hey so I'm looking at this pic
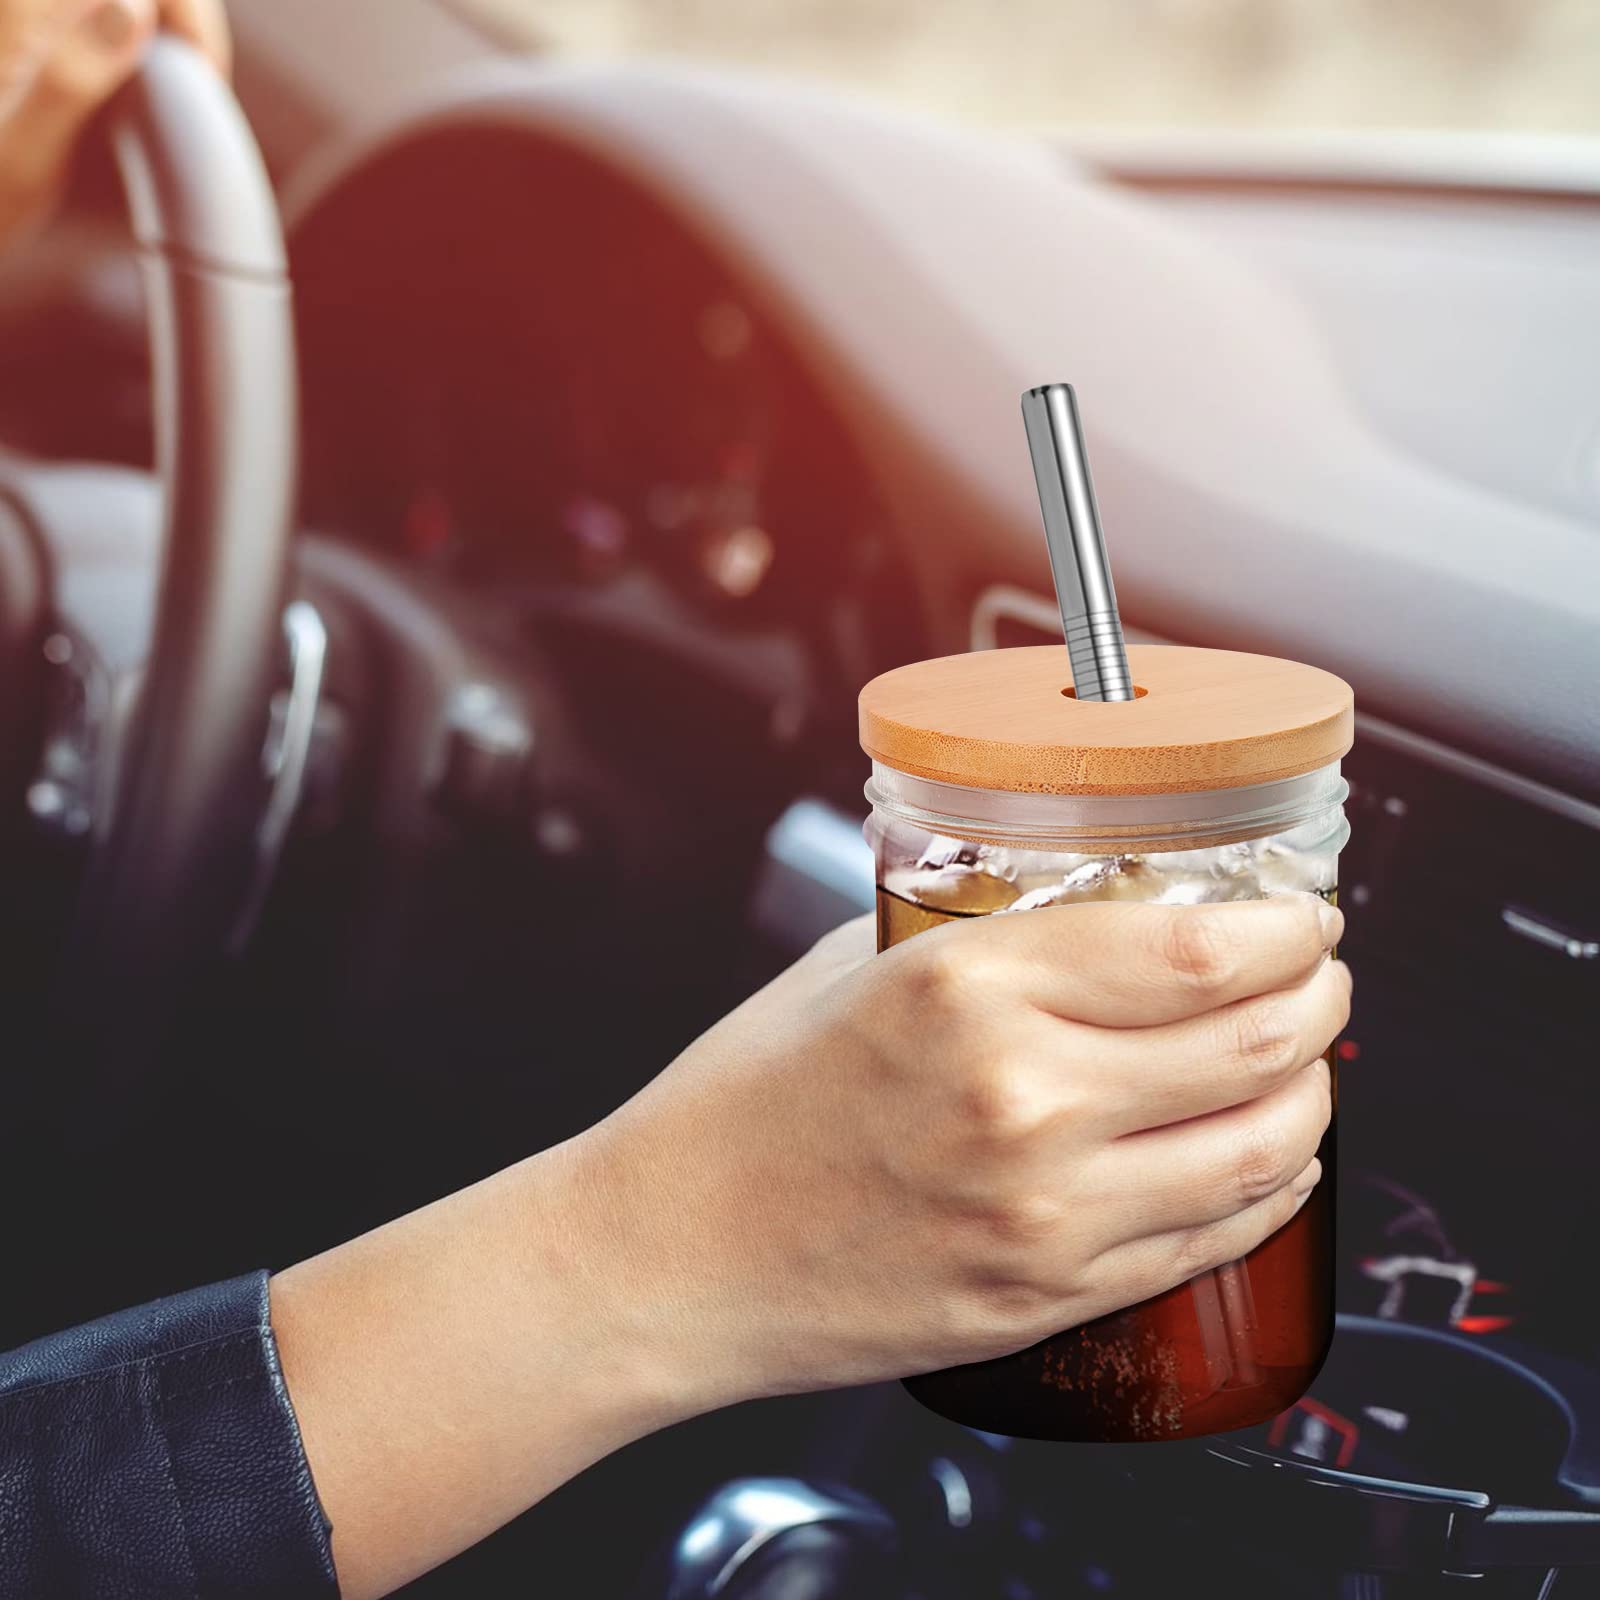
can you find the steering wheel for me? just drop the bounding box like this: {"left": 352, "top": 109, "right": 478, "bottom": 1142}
{"left": 2, "top": 36, "right": 297, "bottom": 1142}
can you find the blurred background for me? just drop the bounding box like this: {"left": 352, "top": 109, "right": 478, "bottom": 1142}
{"left": 0, "top": 1, "right": 1597, "bottom": 1596}
{"left": 464, "top": 0, "right": 1600, "bottom": 131}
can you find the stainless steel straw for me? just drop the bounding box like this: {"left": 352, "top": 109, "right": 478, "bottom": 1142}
{"left": 1020, "top": 383, "right": 1136, "bottom": 702}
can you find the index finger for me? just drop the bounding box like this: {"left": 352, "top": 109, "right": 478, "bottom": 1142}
{"left": 972, "top": 893, "right": 1342, "bottom": 1028}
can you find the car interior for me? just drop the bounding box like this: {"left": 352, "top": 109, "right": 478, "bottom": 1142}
{"left": 0, "top": 1, "right": 1596, "bottom": 1595}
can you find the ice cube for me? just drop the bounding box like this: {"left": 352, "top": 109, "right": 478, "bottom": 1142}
{"left": 1001, "top": 856, "right": 1156, "bottom": 911}
{"left": 1152, "top": 872, "right": 1223, "bottom": 905}
{"left": 916, "top": 835, "right": 978, "bottom": 871}
{"left": 1252, "top": 840, "right": 1334, "bottom": 897}
{"left": 975, "top": 841, "right": 1020, "bottom": 883}
{"left": 1143, "top": 839, "right": 1307, "bottom": 903}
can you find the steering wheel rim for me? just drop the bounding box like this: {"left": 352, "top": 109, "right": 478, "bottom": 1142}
{"left": 53, "top": 35, "right": 297, "bottom": 1142}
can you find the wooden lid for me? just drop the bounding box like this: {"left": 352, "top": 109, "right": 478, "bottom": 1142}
{"left": 859, "top": 644, "right": 1353, "bottom": 796}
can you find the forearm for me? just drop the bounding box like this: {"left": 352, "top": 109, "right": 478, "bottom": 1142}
{"left": 268, "top": 1132, "right": 704, "bottom": 1600}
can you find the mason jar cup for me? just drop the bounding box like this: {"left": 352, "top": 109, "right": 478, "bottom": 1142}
{"left": 859, "top": 643, "right": 1353, "bottom": 1442}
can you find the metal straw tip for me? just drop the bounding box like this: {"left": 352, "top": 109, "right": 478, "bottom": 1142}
{"left": 1020, "top": 383, "right": 1135, "bottom": 702}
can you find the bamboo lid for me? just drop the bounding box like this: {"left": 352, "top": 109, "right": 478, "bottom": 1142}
{"left": 859, "top": 644, "right": 1354, "bottom": 796}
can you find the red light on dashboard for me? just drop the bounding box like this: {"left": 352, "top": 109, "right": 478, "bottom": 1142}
{"left": 1455, "top": 1315, "right": 1514, "bottom": 1335}
{"left": 1337, "top": 1040, "right": 1361, "bottom": 1062}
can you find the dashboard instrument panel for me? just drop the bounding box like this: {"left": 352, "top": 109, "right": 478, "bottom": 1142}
{"left": 292, "top": 125, "right": 898, "bottom": 644}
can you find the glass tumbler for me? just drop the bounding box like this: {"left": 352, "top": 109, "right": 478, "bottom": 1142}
{"left": 859, "top": 642, "right": 1353, "bottom": 1442}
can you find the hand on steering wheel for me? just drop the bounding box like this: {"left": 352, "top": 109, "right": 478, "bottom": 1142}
{"left": 0, "top": 0, "right": 229, "bottom": 248}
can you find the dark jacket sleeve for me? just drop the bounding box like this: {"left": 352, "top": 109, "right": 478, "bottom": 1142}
{"left": 0, "top": 1270, "right": 339, "bottom": 1597}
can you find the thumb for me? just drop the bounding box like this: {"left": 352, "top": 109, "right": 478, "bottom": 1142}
{"left": 0, "top": 0, "right": 158, "bottom": 247}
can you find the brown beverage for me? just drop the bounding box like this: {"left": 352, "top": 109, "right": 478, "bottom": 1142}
{"left": 875, "top": 875, "right": 1336, "bottom": 1442}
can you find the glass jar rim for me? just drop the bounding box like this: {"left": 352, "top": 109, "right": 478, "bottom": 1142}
{"left": 865, "top": 760, "right": 1348, "bottom": 851}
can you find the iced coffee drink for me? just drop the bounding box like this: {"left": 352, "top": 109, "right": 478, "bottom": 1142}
{"left": 860, "top": 641, "right": 1353, "bottom": 1441}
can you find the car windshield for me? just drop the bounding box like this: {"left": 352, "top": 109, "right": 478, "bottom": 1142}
{"left": 450, "top": 0, "right": 1599, "bottom": 133}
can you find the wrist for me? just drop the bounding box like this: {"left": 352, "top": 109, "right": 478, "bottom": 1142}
{"left": 535, "top": 1116, "right": 764, "bottom": 1427}
{"left": 515, "top": 1128, "right": 723, "bottom": 1429}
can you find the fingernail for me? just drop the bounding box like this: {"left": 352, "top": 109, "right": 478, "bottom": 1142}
{"left": 1316, "top": 900, "right": 1342, "bottom": 949}
{"left": 83, "top": 1, "right": 139, "bottom": 51}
